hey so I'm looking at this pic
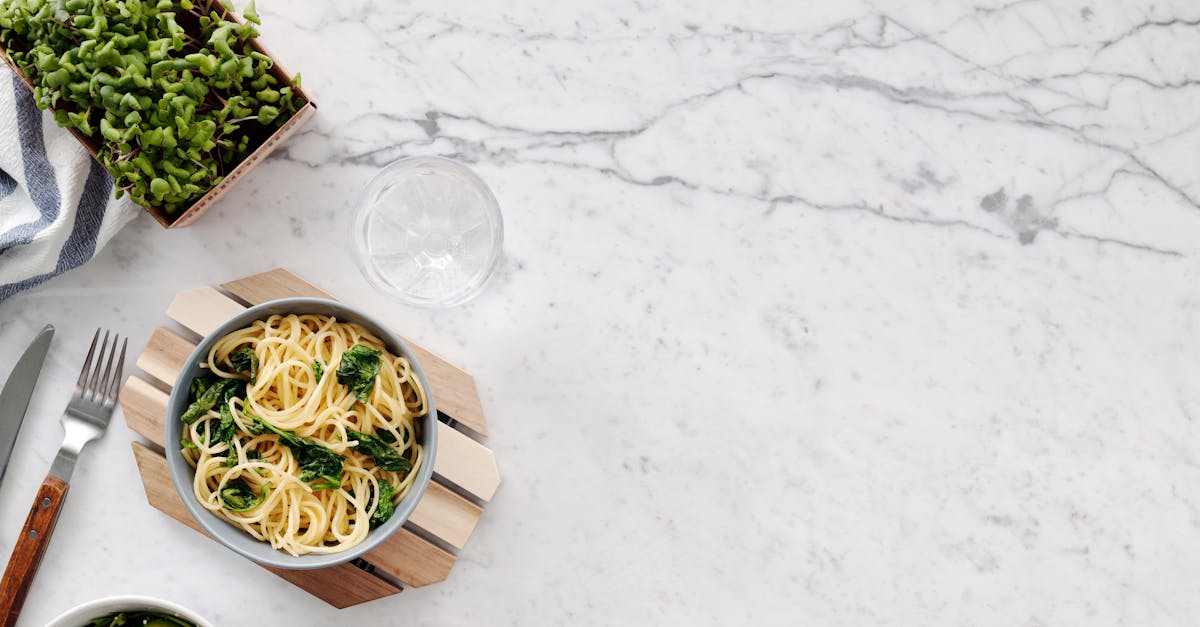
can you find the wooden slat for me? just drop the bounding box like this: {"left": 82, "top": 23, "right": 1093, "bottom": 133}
{"left": 407, "top": 482, "right": 483, "bottom": 549}
{"left": 366, "top": 527, "right": 455, "bottom": 587}
{"left": 259, "top": 562, "right": 398, "bottom": 609}
{"left": 408, "top": 345, "right": 487, "bottom": 437}
{"left": 122, "top": 354, "right": 491, "bottom": 538}
{"left": 221, "top": 267, "right": 335, "bottom": 302}
{"left": 132, "top": 442, "right": 205, "bottom": 536}
{"left": 135, "top": 327, "right": 194, "bottom": 386}
{"left": 132, "top": 442, "right": 402, "bottom": 608}
{"left": 121, "top": 376, "right": 168, "bottom": 447}
{"left": 435, "top": 423, "right": 500, "bottom": 502}
{"left": 220, "top": 268, "right": 489, "bottom": 437}
{"left": 166, "top": 286, "right": 246, "bottom": 337}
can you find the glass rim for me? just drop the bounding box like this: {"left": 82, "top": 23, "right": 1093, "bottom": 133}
{"left": 350, "top": 155, "right": 504, "bottom": 308}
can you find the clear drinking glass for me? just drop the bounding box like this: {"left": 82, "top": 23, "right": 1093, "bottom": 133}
{"left": 351, "top": 156, "right": 504, "bottom": 307}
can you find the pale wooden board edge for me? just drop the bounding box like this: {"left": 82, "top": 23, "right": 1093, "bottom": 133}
{"left": 135, "top": 327, "right": 195, "bottom": 387}
{"left": 131, "top": 442, "right": 402, "bottom": 608}
{"left": 121, "top": 376, "right": 168, "bottom": 448}
{"left": 405, "top": 343, "right": 489, "bottom": 438}
{"left": 365, "top": 526, "right": 455, "bottom": 587}
{"left": 220, "top": 268, "right": 335, "bottom": 302}
{"left": 435, "top": 422, "right": 500, "bottom": 502}
{"left": 166, "top": 286, "right": 246, "bottom": 338}
{"left": 407, "top": 481, "right": 484, "bottom": 550}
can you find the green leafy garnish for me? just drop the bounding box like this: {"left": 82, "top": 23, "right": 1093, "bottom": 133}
{"left": 247, "top": 450, "right": 269, "bottom": 476}
{"left": 214, "top": 383, "right": 240, "bottom": 442}
{"left": 181, "top": 377, "right": 237, "bottom": 424}
{"left": 188, "top": 374, "right": 219, "bottom": 401}
{"left": 377, "top": 429, "right": 408, "bottom": 445}
{"left": 230, "top": 347, "right": 259, "bottom": 383}
{"left": 369, "top": 480, "right": 396, "bottom": 529}
{"left": 219, "top": 477, "right": 268, "bottom": 511}
{"left": 0, "top": 0, "right": 307, "bottom": 214}
{"left": 312, "top": 359, "right": 324, "bottom": 383}
{"left": 253, "top": 417, "right": 344, "bottom": 488}
{"left": 242, "top": 412, "right": 265, "bottom": 435}
{"left": 180, "top": 437, "right": 199, "bottom": 450}
{"left": 88, "top": 610, "right": 197, "bottom": 627}
{"left": 310, "top": 478, "right": 341, "bottom": 490}
{"left": 336, "top": 344, "right": 382, "bottom": 404}
{"left": 348, "top": 429, "right": 412, "bottom": 472}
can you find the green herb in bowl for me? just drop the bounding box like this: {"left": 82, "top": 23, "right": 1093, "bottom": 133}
{"left": 86, "top": 610, "right": 197, "bottom": 627}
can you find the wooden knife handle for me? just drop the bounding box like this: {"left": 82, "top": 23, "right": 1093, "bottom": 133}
{"left": 0, "top": 475, "right": 68, "bottom": 627}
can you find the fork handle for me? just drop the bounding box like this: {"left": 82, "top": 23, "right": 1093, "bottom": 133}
{"left": 0, "top": 475, "right": 68, "bottom": 627}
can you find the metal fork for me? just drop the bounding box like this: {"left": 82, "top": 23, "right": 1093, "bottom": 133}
{"left": 0, "top": 329, "right": 126, "bottom": 626}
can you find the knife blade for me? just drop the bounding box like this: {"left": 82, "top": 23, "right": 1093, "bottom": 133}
{"left": 0, "top": 325, "right": 53, "bottom": 489}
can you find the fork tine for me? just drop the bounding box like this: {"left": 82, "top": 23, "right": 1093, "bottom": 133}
{"left": 85, "top": 331, "right": 109, "bottom": 399}
{"left": 105, "top": 338, "right": 127, "bottom": 406}
{"left": 75, "top": 329, "right": 100, "bottom": 390}
{"left": 96, "top": 334, "right": 118, "bottom": 402}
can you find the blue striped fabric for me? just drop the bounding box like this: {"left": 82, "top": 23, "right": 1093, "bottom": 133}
{"left": 1, "top": 74, "right": 61, "bottom": 251}
{"left": 0, "top": 68, "right": 136, "bottom": 301}
{"left": 0, "top": 169, "right": 15, "bottom": 199}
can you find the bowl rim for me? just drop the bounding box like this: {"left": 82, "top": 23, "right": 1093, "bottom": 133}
{"left": 163, "top": 297, "right": 438, "bottom": 570}
{"left": 45, "top": 595, "right": 213, "bottom": 627}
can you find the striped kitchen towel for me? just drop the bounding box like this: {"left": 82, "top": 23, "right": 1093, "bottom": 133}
{"left": 0, "top": 65, "right": 137, "bottom": 302}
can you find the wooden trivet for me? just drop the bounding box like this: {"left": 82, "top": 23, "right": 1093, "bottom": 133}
{"left": 118, "top": 269, "right": 500, "bottom": 608}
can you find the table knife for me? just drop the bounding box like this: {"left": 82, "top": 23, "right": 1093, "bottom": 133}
{"left": 0, "top": 326, "right": 53, "bottom": 491}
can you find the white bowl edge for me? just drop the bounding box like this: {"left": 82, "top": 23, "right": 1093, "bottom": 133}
{"left": 44, "top": 595, "right": 213, "bottom": 627}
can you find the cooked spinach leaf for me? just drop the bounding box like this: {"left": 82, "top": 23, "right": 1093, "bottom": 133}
{"left": 295, "top": 445, "right": 344, "bottom": 489}
{"left": 377, "top": 429, "right": 409, "bottom": 445}
{"left": 181, "top": 377, "right": 237, "bottom": 424}
{"left": 242, "top": 412, "right": 266, "bottom": 435}
{"left": 214, "top": 383, "right": 240, "bottom": 444}
{"left": 230, "top": 347, "right": 260, "bottom": 383}
{"left": 348, "top": 429, "right": 412, "bottom": 472}
{"left": 247, "top": 450, "right": 269, "bottom": 476}
{"left": 180, "top": 437, "right": 199, "bottom": 450}
{"left": 188, "top": 374, "right": 218, "bottom": 402}
{"left": 369, "top": 480, "right": 396, "bottom": 529}
{"left": 313, "top": 359, "right": 324, "bottom": 383}
{"left": 219, "top": 477, "right": 269, "bottom": 511}
{"left": 252, "top": 416, "right": 304, "bottom": 447}
{"left": 253, "top": 417, "right": 344, "bottom": 488}
{"left": 336, "top": 344, "right": 382, "bottom": 403}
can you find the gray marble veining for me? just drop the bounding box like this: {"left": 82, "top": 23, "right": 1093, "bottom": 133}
{"left": 1, "top": 0, "right": 1198, "bottom": 624}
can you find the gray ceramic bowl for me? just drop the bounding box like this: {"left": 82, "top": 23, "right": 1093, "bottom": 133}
{"left": 164, "top": 297, "right": 438, "bottom": 570}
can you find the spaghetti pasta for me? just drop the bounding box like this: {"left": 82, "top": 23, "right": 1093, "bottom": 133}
{"left": 178, "top": 314, "right": 427, "bottom": 556}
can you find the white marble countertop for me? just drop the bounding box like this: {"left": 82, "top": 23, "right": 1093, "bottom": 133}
{"left": 2, "top": 0, "right": 1200, "bottom": 624}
